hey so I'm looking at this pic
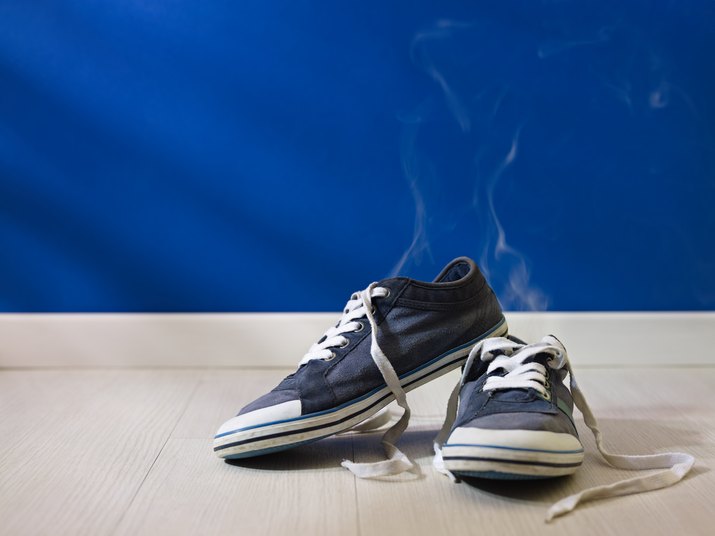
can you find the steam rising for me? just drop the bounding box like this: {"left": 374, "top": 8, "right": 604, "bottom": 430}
{"left": 389, "top": 120, "right": 432, "bottom": 278}
{"left": 392, "top": 19, "right": 549, "bottom": 310}
{"left": 410, "top": 20, "right": 475, "bottom": 132}
{"left": 537, "top": 25, "right": 614, "bottom": 59}
{"left": 475, "top": 128, "right": 549, "bottom": 311}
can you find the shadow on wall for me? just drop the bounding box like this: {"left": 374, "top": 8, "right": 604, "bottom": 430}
{"left": 0, "top": 1, "right": 713, "bottom": 312}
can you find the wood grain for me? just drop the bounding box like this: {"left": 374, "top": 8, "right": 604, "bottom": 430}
{"left": 0, "top": 370, "right": 200, "bottom": 536}
{"left": 115, "top": 369, "right": 358, "bottom": 536}
{"left": 0, "top": 367, "right": 713, "bottom": 536}
{"left": 353, "top": 368, "right": 715, "bottom": 536}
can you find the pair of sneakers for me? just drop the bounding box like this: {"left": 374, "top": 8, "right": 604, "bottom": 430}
{"left": 213, "top": 257, "right": 693, "bottom": 521}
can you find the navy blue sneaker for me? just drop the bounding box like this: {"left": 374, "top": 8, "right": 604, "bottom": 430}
{"left": 437, "top": 335, "right": 584, "bottom": 480}
{"left": 435, "top": 335, "right": 695, "bottom": 521}
{"left": 214, "top": 257, "right": 507, "bottom": 476}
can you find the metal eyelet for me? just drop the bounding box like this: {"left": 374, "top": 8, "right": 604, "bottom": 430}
{"left": 383, "top": 288, "right": 391, "bottom": 298}
{"left": 340, "top": 339, "right": 350, "bottom": 348}
{"left": 323, "top": 351, "right": 336, "bottom": 361}
{"left": 353, "top": 322, "right": 365, "bottom": 332}
{"left": 543, "top": 390, "right": 552, "bottom": 401}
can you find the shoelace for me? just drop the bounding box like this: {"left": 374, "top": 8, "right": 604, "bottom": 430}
{"left": 301, "top": 283, "right": 419, "bottom": 478}
{"left": 434, "top": 335, "right": 695, "bottom": 521}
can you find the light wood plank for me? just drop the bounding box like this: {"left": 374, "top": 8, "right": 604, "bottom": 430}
{"left": 171, "top": 369, "right": 293, "bottom": 440}
{"left": 116, "top": 369, "right": 358, "bottom": 536}
{"left": 114, "top": 437, "right": 358, "bottom": 536}
{"left": 353, "top": 368, "right": 715, "bottom": 536}
{"left": 0, "top": 370, "right": 200, "bottom": 536}
{"left": 1, "top": 368, "right": 713, "bottom": 536}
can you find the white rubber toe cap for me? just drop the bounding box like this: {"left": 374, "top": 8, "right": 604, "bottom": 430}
{"left": 215, "top": 400, "right": 302, "bottom": 438}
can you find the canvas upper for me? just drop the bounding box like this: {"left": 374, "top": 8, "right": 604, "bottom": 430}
{"left": 215, "top": 256, "right": 507, "bottom": 474}
{"left": 238, "top": 256, "right": 504, "bottom": 419}
{"left": 452, "top": 335, "right": 578, "bottom": 438}
{"left": 434, "top": 335, "right": 696, "bottom": 522}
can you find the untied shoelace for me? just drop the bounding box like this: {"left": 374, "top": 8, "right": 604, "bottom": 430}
{"left": 301, "top": 283, "right": 420, "bottom": 477}
{"left": 433, "top": 336, "right": 696, "bottom": 521}
{"left": 303, "top": 292, "right": 695, "bottom": 520}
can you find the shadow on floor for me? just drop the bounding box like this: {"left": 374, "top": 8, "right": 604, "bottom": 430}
{"left": 225, "top": 426, "right": 438, "bottom": 473}
{"left": 226, "top": 416, "right": 708, "bottom": 494}
{"left": 225, "top": 435, "right": 352, "bottom": 472}
{"left": 576, "top": 416, "right": 708, "bottom": 454}
{"left": 458, "top": 416, "right": 708, "bottom": 507}
{"left": 460, "top": 475, "right": 574, "bottom": 505}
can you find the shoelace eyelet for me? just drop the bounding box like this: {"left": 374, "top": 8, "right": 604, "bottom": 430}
{"left": 339, "top": 339, "right": 350, "bottom": 348}
{"left": 323, "top": 351, "right": 336, "bottom": 361}
{"left": 353, "top": 322, "right": 365, "bottom": 332}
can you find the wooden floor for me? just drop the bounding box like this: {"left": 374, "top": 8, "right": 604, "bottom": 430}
{"left": 0, "top": 366, "right": 713, "bottom": 536}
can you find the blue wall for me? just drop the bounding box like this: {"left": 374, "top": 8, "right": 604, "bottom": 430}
{"left": 1, "top": 1, "right": 714, "bottom": 312}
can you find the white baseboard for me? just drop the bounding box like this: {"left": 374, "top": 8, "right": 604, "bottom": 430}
{"left": 0, "top": 312, "right": 713, "bottom": 368}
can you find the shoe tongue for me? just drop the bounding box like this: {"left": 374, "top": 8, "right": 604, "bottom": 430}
{"left": 520, "top": 352, "right": 552, "bottom": 367}
{"left": 464, "top": 347, "right": 523, "bottom": 382}
{"left": 491, "top": 388, "right": 536, "bottom": 402}
{"left": 463, "top": 357, "right": 490, "bottom": 383}
{"left": 486, "top": 360, "right": 544, "bottom": 402}
{"left": 466, "top": 340, "right": 554, "bottom": 384}
{"left": 482, "top": 349, "right": 552, "bottom": 400}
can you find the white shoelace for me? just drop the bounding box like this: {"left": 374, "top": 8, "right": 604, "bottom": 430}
{"left": 434, "top": 336, "right": 695, "bottom": 521}
{"left": 301, "top": 283, "right": 419, "bottom": 478}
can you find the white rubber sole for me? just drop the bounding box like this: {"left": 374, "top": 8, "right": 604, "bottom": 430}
{"left": 214, "top": 319, "right": 508, "bottom": 459}
{"left": 443, "top": 427, "right": 584, "bottom": 479}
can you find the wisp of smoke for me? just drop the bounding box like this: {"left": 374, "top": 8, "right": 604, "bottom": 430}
{"left": 390, "top": 19, "right": 549, "bottom": 311}
{"left": 475, "top": 128, "right": 549, "bottom": 311}
{"left": 389, "top": 117, "right": 432, "bottom": 278}
{"left": 537, "top": 24, "right": 614, "bottom": 59}
{"left": 410, "top": 20, "right": 474, "bottom": 132}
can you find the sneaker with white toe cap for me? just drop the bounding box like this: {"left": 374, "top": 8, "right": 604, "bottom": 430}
{"left": 434, "top": 335, "right": 695, "bottom": 521}
{"left": 439, "top": 335, "right": 585, "bottom": 480}
{"left": 214, "top": 257, "right": 507, "bottom": 477}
